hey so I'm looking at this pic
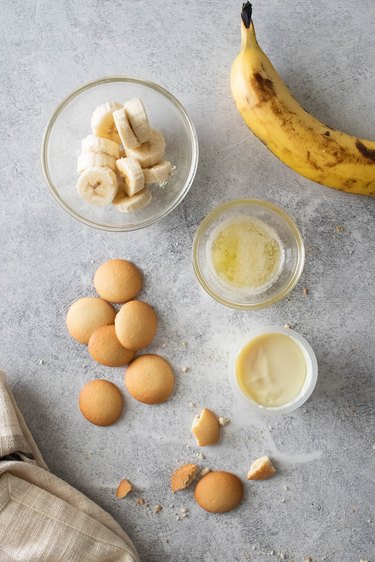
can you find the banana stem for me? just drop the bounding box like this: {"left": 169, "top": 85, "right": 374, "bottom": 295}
{"left": 240, "top": 2, "right": 258, "bottom": 50}
{"left": 241, "top": 2, "right": 252, "bottom": 28}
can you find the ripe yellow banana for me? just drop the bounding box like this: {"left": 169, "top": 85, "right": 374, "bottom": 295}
{"left": 230, "top": 2, "right": 375, "bottom": 196}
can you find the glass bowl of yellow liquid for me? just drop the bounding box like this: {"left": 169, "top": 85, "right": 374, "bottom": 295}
{"left": 192, "top": 199, "right": 305, "bottom": 309}
{"left": 229, "top": 326, "right": 318, "bottom": 415}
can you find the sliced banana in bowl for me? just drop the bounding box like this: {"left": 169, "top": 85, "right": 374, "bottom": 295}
{"left": 115, "top": 157, "right": 145, "bottom": 197}
{"left": 77, "top": 101, "right": 168, "bottom": 212}
{"left": 90, "top": 101, "right": 122, "bottom": 143}
{"left": 112, "top": 187, "right": 152, "bottom": 213}
{"left": 113, "top": 107, "right": 140, "bottom": 149}
{"left": 81, "top": 135, "right": 120, "bottom": 159}
{"left": 76, "top": 167, "right": 118, "bottom": 206}
{"left": 77, "top": 152, "right": 116, "bottom": 173}
{"left": 144, "top": 160, "right": 172, "bottom": 185}
{"left": 123, "top": 97, "right": 151, "bottom": 144}
{"left": 124, "top": 129, "right": 166, "bottom": 168}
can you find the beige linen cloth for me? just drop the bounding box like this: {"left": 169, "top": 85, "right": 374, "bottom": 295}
{"left": 0, "top": 371, "right": 140, "bottom": 562}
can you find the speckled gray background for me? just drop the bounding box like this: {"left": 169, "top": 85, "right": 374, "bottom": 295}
{"left": 1, "top": 1, "right": 374, "bottom": 561}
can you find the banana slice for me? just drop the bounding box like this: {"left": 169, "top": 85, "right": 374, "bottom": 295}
{"left": 113, "top": 107, "right": 140, "bottom": 149}
{"left": 81, "top": 134, "right": 120, "bottom": 159}
{"left": 77, "top": 152, "right": 116, "bottom": 173}
{"left": 113, "top": 187, "right": 152, "bottom": 213}
{"left": 76, "top": 167, "right": 118, "bottom": 206}
{"left": 124, "top": 98, "right": 151, "bottom": 144}
{"left": 144, "top": 160, "right": 172, "bottom": 185}
{"left": 91, "top": 102, "right": 122, "bottom": 143}
{"left": 115, "top": 157, "right": 145, "bottom": 196}
{"left": 125, "top": 129, "right": 166, "bottom": 168}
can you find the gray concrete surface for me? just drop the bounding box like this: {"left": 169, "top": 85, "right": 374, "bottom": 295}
{"left": 1, "top": 1, "right": 374, "bottom": 561}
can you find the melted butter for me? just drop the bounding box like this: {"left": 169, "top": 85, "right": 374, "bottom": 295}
{"left": 209, "top": 217, "right": 282, "bottom": 292}
{"left": 236, "top": 333, "right": 307, "bottom": 407}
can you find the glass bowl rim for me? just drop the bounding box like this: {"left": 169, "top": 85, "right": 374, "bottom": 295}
{"left": 228, "top": 326, "right": 318, "bottom": 415}
{"left": 192, "top": 198, "right": 305, "bottom": 310}
{"left": 41, "top": 75, "right": 199, "bottom": 232}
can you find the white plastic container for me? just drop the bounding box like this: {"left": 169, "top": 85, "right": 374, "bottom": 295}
{"left": 229, "top": 326, "right": 318, "bottom": 415}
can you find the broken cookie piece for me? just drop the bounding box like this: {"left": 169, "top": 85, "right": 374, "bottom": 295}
{"left": 191, "top": 408, "right": 220, "bottom": 446}
{"left": 116, "top": 479, "right": 132, "bottom": 499}
{"left": 246, "top": 456, "right": 276, "bottom": 480}
{"left": 171, "top": 463, "right": 198, "bottom": 492}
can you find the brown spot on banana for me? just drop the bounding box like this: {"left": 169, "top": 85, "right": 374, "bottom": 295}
{"left": 306, "top": 151, "right": 323, "bottom": 171}
{"left": 251, "top": 72, "right": 275, "bottom": 102}
{"left": 355, "top": 140, "right": 375, "bottom": 162}
{"left": 345, "top": 178, "right": 357, "bottom": 187}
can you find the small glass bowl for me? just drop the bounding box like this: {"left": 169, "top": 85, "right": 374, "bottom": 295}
{"left": 41, "top": 76, "right": 198, "bottom": 232}
{"left": 192, "top": 199, "right": 305, "bottom": 309}
{"left": 229, "top": 326, "right": 318, "bottom": 416}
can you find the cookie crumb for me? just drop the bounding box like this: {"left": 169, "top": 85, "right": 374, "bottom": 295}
{"left": 181, "top": 367, "right": 188, "bottom": 373}
{"left": 303, "top": 287, "right": 309, "bottom": 296}
{"left": 199, "top": 468, "right": 211, "bottom": 477}
{"left": 372, "top": 444, "right": 375, "bottom": 450}
{"left": 153, "top": 505, "right": 162, "bottom": 513}
{"left": 283, "top": 323, "right": 290, "bottom": 328}
{"left": 303, "top": 557, "right": 312, "bottom": 562}
{"left": 283, "top": 485, "right": 288, "bottom": 491}
{"left": 180, "top": 507, "right": 188, "bottom": 514}
{"left": 247, "top": 456, "right": 276, "bottom": 480}
{"left": 197, "top": 452, "right": 205, "bottom": 460}
{"left": 116, "top": 479, "right": 132, "bottom": 499}
{"left": 135, "top": 498, "right": 146, "bottom": 506}
{"left": 335, "top": 225, "right": 345, "bottom": 232}
{"left": 218, "top": 416, "right": 230, "bottom": 426}
{"left": 181, "top": 341, "right": 187, "bottom": 347}
{"left": 189, "top": 402, "right": 196, "bottom": 408}
{"left": 171, "top": 464, "right": 198, "bottom": 492}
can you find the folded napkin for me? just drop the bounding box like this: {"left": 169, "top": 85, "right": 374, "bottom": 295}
{"left": 0, "top": 371, "right": 139, "bottom": 562}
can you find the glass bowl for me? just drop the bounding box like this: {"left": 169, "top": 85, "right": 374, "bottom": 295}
{"left": 228, "top": 326, "right": 318, "bottom": 415}
{"left": 41, "top": 77, "right": 198, "bottom": 231}
{"left": 193, "top": 199, "right": 305, "bottom": 309}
